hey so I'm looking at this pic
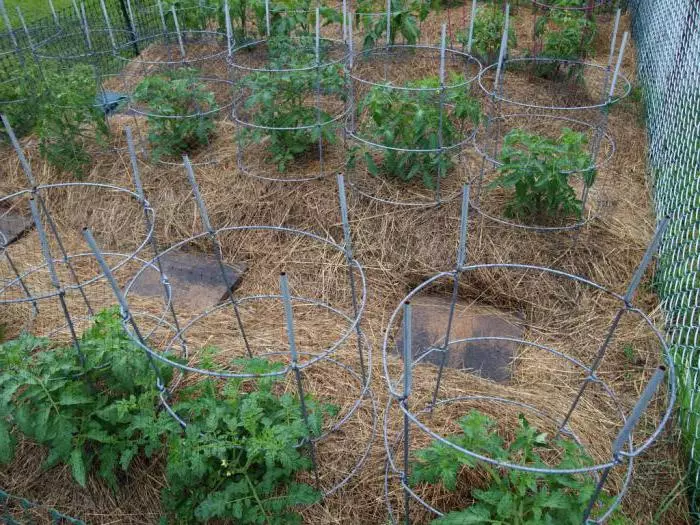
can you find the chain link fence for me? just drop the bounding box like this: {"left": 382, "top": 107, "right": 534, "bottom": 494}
{"left": 629, "top": 0, "right": 700, "bottom": 518}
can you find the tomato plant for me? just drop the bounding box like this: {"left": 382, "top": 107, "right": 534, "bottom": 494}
{"left": 534, "top": 0, "right": 596, "bottom": 79}
{"left": 349, "top": 73, "right": 481, "bottom": 189}
{"left": 161, "top": 0, "right": 214, "bottom": 31}
{"left": 411, "top": 410, "right": 629, "bottom": 524}
{"left": 356, "top": 0, "right": 429, "bottom": 49}
{"left": 36, "top": 64, "right": 110, "bottom": 179}
{"left": 160, "top": 357, "right": 337, "bottom": 523}
{"left": 134, "top": 67, "right": 219, "bottom": 161}
{"left": 489, "top": 127, "right": 595, "bottom": 222}
{"left": 0, "top": 308, "right": 172, "bottom": 489}
{"left": 0, "top": 75, "right": 39, "bottom": 142}
{"left": 457, "top": 5, "right": 516, "bottom": 65}
{"left": 240, "top": 38, "right": 346, "bottom": 171}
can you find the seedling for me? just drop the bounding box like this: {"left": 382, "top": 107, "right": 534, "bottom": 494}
{"left": 534, "top": 0, "right": 596, "bottom": 80}
{"left": 160, "top": 357, "right": 338, "bottom": 523}
{"left": 356, "top": 0, "right": 429, "bottom": 49}
{"left": 0, "top": 308, "right": 172, "bottom": 489}
{"left": 411, "top": 410, "right": 629, "bottom": 524}
{"left": 458, "top": 5, "right": 517, "bottom": 65}
{"left": 37, "top": 64, "right": 109, "bottom": 178}
{"left": 240, "top": 38, "right": 346, "bottom": 171}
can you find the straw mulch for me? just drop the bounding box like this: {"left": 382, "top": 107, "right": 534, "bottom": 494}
{"left": 0, "top": 6, "right": 690, "bottom": 525}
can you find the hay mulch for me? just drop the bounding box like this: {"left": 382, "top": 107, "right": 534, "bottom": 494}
{"left": 0, "top": 6, "right": 690, "bottom": 525}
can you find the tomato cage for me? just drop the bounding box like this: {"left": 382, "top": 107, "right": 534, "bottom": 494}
{"left": 31, "top": 1, "right": 145, "bottom": 157}
{"left": 472, "top": 7, "right": 631, "bottom": 233}
{"left": 346, "top": 23, "right": 482, "bottom": 207}
{"left": 115, "top": 2, "right": 235, "bottom": 167}
{"left": 530, "top": 0, "right": 615, "bottom": 61}
{"left": 81, "top": 145, "right": 376, "bottom": 496}
{"left": 230, "top": 8, "right": 349, "bottom": 183}
{"left": 382, "top": 187, "right": 675, "bottom": 524}
{"left": 0, "top": 120, "right": 157, "bottom": 349}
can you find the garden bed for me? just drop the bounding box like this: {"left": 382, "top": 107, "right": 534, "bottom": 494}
{"left": 0, "top": 4, "right": 690, "bottom": 525}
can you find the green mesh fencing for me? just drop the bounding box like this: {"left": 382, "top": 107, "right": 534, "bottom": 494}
{"left": 629, "top": 0, "right": 700, "bottom": 518}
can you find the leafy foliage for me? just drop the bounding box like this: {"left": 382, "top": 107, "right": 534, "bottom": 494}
{"left": 36, "top": 64, "right": 109, "bottom": 178}
{"left": 160, "top": 358, "right": 337, "bottom": 524}
{"left": 161, "top": 0, "right": 214, "bottom": 31}
{"left": 0, "top": 308, "right": 172, "bottom": 489}
{"left": 216, "top": 0, "right": 340, "bottom": 42}
{"left": 134, "top": 67, "right": 218, "bottom": 161}
{"left": 241, "top": 38, "right": 346, "bottom": 171}
{"left": 349, "top": 73, "right": 481, "bottom": 189}
{"left": 0, "top": 309, "right": 335, "bottom": 524}
{"left": 0, "top": 76, "right": 39, "bottom": 142}
{"left": 534, "top": 0, "right": 596, "bottom": 79}
{"left": 489, "top": 127, "right": 595, "bottom": 222}
{"left": 457, "top": 5, "right": 516, "bottom": 65}
{"left": 411, "top": 410, "right": 626, "bottom": 524}
{"left": 356, "top": 0, "right": 429, "bottom": 49}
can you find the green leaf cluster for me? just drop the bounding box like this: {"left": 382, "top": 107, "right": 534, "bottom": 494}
{"left": 160, "top": 0, "right": 215, "bottom": 31}
{"left": 134, "top": 67, "right": 218, "bottom": 161}
{"left": 457, "top": 5, "right": 517, "bottom": 65}
{"left": 241, "top": 38, "right": 346, "bottom": 171}
{"left": 411, "top": 410, "right": 627, "bottom": 525}
{"left": 36, "top": 64, "right": 110, "bottom": 178}
{"left": 534, "top": 0, "right": 596, "bottom": 80}
{"left": 160, "top": 357, "right": 338, "bottom": 524}
{"left": 0, "top": 74, "right": 39, "bottom": 143}
{"left": 356, "top": 0, "right": 429, "bottom": 49}
{"left": 216, "top": 0, "right": 340, "bottom": 42}
{"left": 490, "top": 127, "right": 595, "bottom": 222}
{"left": 0, "top": 310, "right": 336, "bottom": 523}
{"left": 349, "top": 73, "right": 481, "bottom": 189}
{"left": 0, "top": 308, "right": 172, "bottom": 489}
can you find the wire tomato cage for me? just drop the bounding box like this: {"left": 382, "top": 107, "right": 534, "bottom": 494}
{"left": 472, "top": 7, "right": 632, "bottom": 234}
{"left": 345, "top": 19, "right": 482, "bottom": 208}
{"left": 382, "top": 186, "right": 675, "bottom": 524}
{"left": 117, "top": 1, "right": 234, "bottom": 166}
{"left": 0, "top": 119, "right": 156, "bottom": 357}
{"left": 229, "top": 7, "right": 349, "bottom": 183}
{"left": 80, "top": 131, "right": 376, "bottom": 496}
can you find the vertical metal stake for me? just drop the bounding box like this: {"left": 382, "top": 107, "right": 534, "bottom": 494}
{"left": 582, "top": 366, "right": 667, "bottom": 523}
{"left": 280, "top": 272, "right": 321, "bottom": 489}
{"left": 126, "top": 127, "right": 187, "bottom": 357}
{"left": 402, "top": 301, "right": 413, "bottom": 525}
{"left": 337, "top": 174, "right": 366, "bottom": 385}
{"left": 559, "top": 218, "right": 669, "bottom": 433}
{"left": 183, "top": 156, "right": 253, "bottom": 358}
{"left": 430, "top": 185, "right": 469, "bottom": 407}
{"left": 29, "top": 198, "right": 86, "bottom": 365}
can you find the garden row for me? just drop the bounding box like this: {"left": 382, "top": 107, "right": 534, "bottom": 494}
{"left": 0, "top": 1, "right": 673, "bottom": 524}
{"left": 2, "top": 0, "right": 626, "bottom": 229}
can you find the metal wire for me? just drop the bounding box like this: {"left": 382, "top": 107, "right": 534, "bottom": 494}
{"left": 346, "top": 44, "right": 482, "bottom": 207}
{"left": 0, "top": 182, "right": 155, "bottom": 304}
{"left": 381, "top": 190, "right": 675, "bottom": 523}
